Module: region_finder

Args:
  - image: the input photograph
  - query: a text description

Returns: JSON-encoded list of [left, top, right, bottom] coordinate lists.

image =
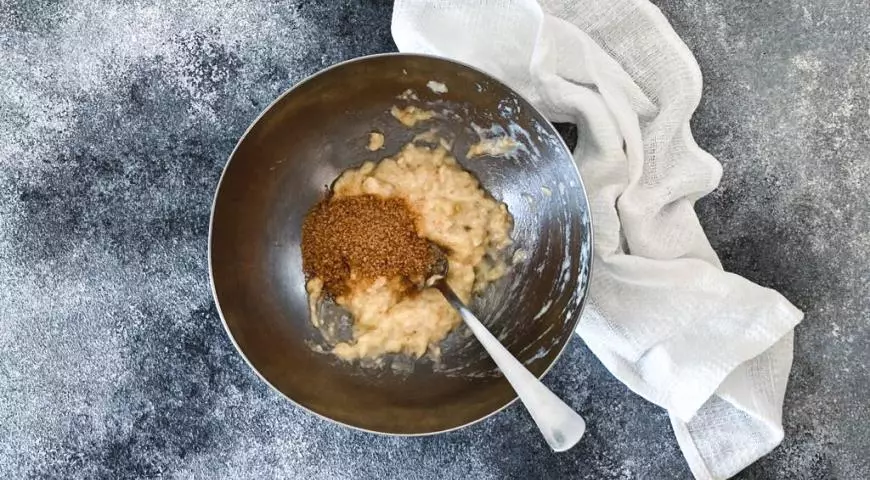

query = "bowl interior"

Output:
[[210, 54, 592, 434]]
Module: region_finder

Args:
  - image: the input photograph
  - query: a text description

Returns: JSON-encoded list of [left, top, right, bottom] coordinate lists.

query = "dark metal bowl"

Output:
[[209, 53, 592, 434]]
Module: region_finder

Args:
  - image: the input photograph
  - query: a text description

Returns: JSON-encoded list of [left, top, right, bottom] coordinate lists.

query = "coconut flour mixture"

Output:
[[302, 140, 512, 361]]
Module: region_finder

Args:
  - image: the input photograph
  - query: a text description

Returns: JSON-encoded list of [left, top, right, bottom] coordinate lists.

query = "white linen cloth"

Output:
[[392, 1, 804, 478]]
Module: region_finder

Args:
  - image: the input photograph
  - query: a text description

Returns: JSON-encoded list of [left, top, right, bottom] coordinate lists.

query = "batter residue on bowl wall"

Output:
[[367, 131, 384, 151], [390, 105, 435, 127], [303, 141, 513, 362], [426, 80, 448, 94], [467, 123, 521, 159]]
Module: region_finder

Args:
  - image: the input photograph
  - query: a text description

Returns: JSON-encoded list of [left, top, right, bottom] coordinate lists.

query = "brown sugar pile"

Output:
[[301, 194, 434, 297]]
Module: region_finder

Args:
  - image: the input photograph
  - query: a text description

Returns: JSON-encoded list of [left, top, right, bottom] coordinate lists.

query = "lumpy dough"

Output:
[[317, 143, 512, 361]]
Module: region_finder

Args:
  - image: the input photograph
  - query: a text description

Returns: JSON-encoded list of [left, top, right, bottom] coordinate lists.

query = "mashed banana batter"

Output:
[[390, 105, 435, 127], [306, 142, 512, 361], [367, 131, 384, 151]]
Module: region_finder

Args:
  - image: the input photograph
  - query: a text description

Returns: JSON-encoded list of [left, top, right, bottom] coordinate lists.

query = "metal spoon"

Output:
[[427, 249, 586, 452]]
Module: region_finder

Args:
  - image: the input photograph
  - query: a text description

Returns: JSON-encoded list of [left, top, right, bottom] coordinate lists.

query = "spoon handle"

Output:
[[435, 282, 586, 452]]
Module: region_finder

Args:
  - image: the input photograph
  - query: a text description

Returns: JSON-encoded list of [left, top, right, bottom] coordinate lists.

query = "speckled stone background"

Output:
[[1, 0, 867, 478]]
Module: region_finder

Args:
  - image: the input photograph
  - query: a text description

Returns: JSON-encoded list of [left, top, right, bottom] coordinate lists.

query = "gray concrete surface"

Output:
[[1, 0, 867, 478]]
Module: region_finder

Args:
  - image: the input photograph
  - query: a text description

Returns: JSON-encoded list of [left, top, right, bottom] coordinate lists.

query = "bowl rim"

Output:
[[208, 51, 595, 437]]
